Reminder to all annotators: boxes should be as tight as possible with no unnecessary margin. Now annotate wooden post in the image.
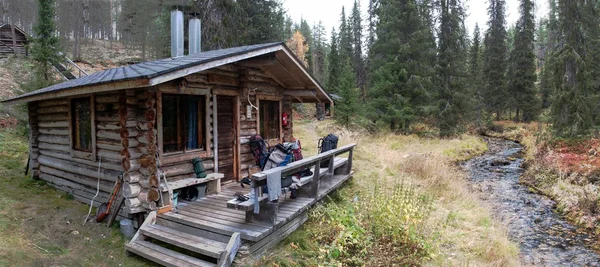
[346,148,353,174]
[310,160,321,198]
[328,154,335,176]
[10,24,17,55]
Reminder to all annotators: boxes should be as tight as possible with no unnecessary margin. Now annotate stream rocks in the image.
[465,138,600,266]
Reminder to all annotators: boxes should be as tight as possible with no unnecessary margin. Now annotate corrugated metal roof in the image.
[3,42,281,103]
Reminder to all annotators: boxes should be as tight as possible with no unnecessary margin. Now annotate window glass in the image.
[72,97,92,151]
[259,100,280,140]
[162,94,205,153]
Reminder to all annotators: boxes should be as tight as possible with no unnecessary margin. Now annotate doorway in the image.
[217,95,238,182]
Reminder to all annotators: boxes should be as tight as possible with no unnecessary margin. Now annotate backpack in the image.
[249,134,269,169]
[318,134,339,167]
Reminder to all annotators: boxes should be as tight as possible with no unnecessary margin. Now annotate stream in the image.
[464,138,600,266]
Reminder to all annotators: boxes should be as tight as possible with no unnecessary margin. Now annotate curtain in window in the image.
[187,99,198,149]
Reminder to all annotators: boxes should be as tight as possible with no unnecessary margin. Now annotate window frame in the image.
[256,95,282,143]
[157,88,211,162]
[68,95,96,161]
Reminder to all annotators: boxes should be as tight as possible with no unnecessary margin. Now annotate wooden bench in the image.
[227,144,356,223]
[160,173,225,195]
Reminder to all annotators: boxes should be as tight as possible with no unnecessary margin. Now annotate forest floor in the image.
[486,121,600,241]
[246,120,521,266]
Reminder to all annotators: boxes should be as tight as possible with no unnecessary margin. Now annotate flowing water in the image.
[464,138,600,266]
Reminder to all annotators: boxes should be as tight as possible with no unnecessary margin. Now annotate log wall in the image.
[31,92,125,216]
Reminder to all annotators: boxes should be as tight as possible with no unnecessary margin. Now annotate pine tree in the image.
[369,0,434,132]
[582,0,600,124]
[326,28,341,93]
[482,0,509,120]
[31,0,60,87]
[436,0,470,137]
[550,0,593,137]
[507,0,540,122]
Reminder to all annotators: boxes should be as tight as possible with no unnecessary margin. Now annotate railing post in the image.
[311,160,321,198]
[346,148,353,174]
[328,153,335,176]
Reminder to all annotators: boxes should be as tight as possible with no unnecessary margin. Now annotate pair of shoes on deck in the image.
[240,177,252,188]
[234,192,249,202]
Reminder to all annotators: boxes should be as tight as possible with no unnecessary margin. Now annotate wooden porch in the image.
[126,144,355,266]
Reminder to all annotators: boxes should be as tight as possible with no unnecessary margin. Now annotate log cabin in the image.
[0,23,28,57]
[2,42,357,265]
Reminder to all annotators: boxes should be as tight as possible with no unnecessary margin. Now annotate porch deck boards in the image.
[159,162,352,243]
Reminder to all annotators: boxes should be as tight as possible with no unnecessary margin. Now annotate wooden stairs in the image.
[126,211,241,267]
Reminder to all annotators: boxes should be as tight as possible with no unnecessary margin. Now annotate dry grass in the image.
[252,120,519,266]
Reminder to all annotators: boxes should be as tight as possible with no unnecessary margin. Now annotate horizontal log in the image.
[95,94,119,104]
[97,121,136,130]
[38,113,68,121]
[38,150,123,172]
[95,103,120,112]
[123,183,141,198]
[38,134,69,145]
[184,73,208,83]
[138,167,154,177]
[38,121,69,128]
[37,105,69,114]
[207,73,240,87]
[162,153,214,166]
[73,150,94,161]
[38,155,120,182]
[39,165,113,192]
[38,128,69,136]
[39,142,70,153]
[98,149,125,161]
[37,99,68,107]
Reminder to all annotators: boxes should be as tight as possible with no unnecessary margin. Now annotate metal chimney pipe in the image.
[170,10,184,58]
[189,17,201,54]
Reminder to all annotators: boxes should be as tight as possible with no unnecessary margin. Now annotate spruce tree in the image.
[550,0,593,137]
[335,63,359,127]
[369,0,433,132]
[436,0,470,137]
[31,0,60,88]
[469,24,485,128]
[507,0,540,122]
[350,0,366,98]
[482,0,509,120]
[582,0,600,124]
[326,28,341,94]
[338,7,353,63]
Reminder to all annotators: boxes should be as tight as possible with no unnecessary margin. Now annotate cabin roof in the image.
[0,24,28,38]
[2,42,332,104]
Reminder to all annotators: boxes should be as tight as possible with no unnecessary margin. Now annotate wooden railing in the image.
[249,143,356,210]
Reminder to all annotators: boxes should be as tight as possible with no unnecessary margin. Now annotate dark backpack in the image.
[249,134,269,169]
[318,134,339,167]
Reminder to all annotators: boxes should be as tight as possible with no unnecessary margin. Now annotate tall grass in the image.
[252,120,519,266]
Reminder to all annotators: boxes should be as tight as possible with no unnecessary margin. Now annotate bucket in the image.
[120,218,135,238]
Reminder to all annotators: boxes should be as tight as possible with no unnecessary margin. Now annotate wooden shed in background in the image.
[0,24,28,57]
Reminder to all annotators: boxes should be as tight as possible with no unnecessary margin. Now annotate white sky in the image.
[282,0,550,37]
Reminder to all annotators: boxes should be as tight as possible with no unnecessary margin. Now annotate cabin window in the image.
[259,100,280,140]
[71,97,92,152]
[162,94,206,153]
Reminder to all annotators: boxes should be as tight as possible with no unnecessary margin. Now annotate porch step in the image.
[126,240,215,267]
[141,224,227,258]
[126,211,240,267]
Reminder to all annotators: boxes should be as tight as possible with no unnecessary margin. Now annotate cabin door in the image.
[217,96,238,182]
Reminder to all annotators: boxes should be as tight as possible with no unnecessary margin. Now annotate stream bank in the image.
[464,138,600,266]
